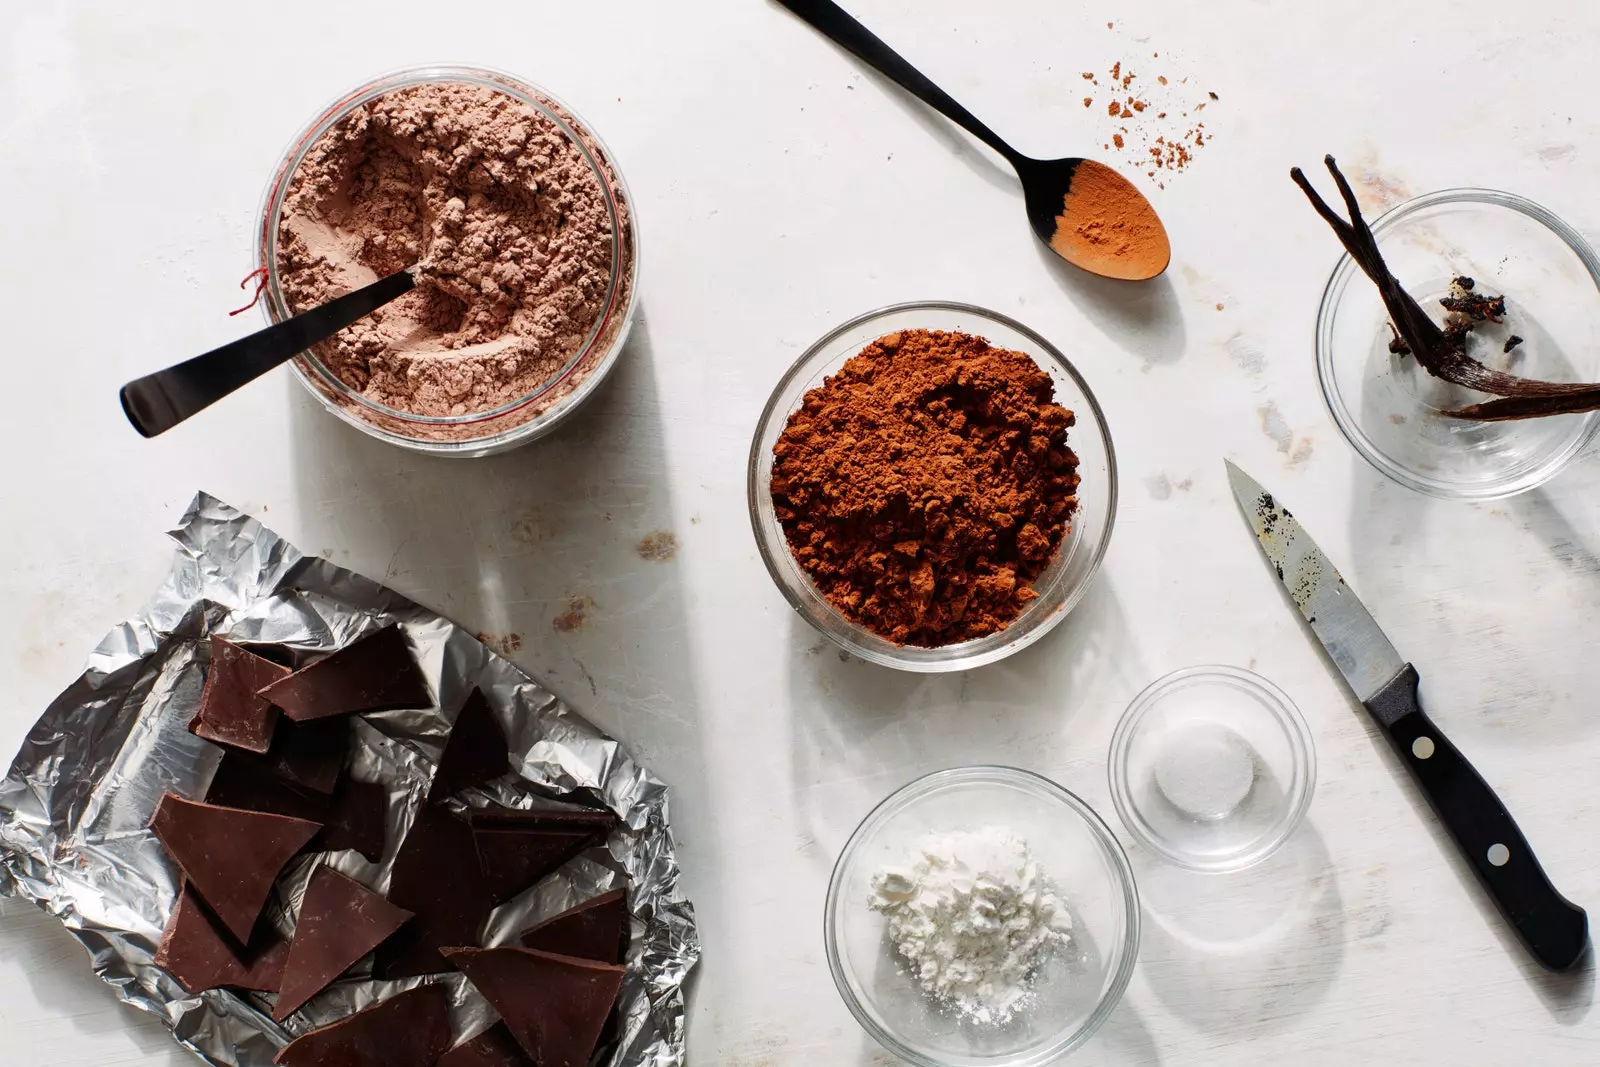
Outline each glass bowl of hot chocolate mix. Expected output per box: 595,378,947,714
255,66,638,456
748,303,1117,672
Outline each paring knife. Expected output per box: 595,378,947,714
1225,460,1588,971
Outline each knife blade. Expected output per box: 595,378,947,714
1225,460,1588,972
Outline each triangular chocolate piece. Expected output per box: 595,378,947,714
274,867,413,1020
190,636,290,754
208,750,330,824
443,947,625,1067
428,689,509,802
150,794,321,944
519,888,629,964
437,1023,534,1067
258,625,433,723
471,826,599,907
261,717,350,795
320,777,387,861
274,985,451,1067
207,755,384,861
155,883,288,994
374,807,492,978
465,805,618,833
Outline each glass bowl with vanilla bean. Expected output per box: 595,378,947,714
1316,188,1600,499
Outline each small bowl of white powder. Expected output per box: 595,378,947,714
825,766,1139,1067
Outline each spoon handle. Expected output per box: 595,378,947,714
119,269,415,438
774,0,1023,166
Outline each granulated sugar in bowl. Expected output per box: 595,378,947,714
254,65,639,457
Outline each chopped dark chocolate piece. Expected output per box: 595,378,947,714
208,750,330,825
520,888,629,965
262,717,350,795
274,867,413,1020
321,777,388,861
209,749,384,860
149,794,321,944
464,805,617,833
428,688,509,803
472,826,601,908
443,947,625,1067
258,625,433,723
274,985,452,1067
437,1023,534,1067
461,804,616,907
190,636,290,754
155,883,287,994
375,807,492,978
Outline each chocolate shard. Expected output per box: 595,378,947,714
149,794,321,944
274,867,413,1020
471,826,601,908
208,750,330,825
190,636,290,754
155,883,288,994
428,688,509,802
274,985,452,1067
320,777,387,861
464,804,617,908
519,888,629,964
374,807,492,978
207,754,385,861
261,717,350,795
437,1023,535,1067
443,947,626,1067
464,805,618,833
258,625,433,723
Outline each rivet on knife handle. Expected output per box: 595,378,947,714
1367,665,1588,971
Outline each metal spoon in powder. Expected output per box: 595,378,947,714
118,270,416,438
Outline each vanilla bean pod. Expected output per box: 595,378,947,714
1292,155,1600,420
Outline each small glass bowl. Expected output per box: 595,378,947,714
1109,666,1316,872
1317,188,1600,499
826,767,1140,1067
255,65,639,457
747,302,1117,672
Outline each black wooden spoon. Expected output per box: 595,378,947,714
119,269,415,437
775,0,1169,280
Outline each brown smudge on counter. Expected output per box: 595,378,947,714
636,532,678,562
552,597,593,633
476,632,523,656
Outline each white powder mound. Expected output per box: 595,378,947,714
869,826,1073,1025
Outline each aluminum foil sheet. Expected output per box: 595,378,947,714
0,493,699,1066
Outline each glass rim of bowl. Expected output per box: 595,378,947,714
253,63,639,449
746,300,1119,673
1107,664,1317,872
824,765,1142,1067
1315,186,1600,500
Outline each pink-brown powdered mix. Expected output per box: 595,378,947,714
274,82,632,429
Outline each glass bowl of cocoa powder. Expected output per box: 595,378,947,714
748,302,1117,672
254,65,638,456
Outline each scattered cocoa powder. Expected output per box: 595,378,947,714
1078,48,1215,187
770,330,1081,647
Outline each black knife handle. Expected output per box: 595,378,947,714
1367,665,1588,971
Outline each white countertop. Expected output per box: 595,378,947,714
5,2,1600,1064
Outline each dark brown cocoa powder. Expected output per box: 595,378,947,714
770,329,1081,646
